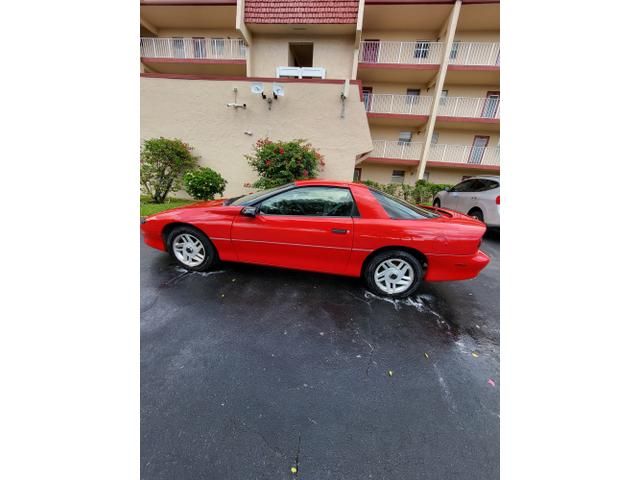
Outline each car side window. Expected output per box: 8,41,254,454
259,187,356,217
476,179,499,191
450,180,472,192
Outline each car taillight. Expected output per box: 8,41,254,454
496,195,500,205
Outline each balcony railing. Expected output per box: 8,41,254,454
429,144,500,166
448,42,500,66
438,96,500,119
359,41,444,65
365,94,433,116
140,37,246,60
371,140,425,161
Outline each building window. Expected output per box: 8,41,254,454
353,168,362,182
289,43,313,67
391,170,405,184
406,89,420,106
398,131,412,145
414,40,430,59
431,130,439,144
172,37,185,58
422,171,430,182
193,37,206,58
211,38,224,58
449,40,460,60
439,89,448,105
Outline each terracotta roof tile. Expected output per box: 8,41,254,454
245,0,359,24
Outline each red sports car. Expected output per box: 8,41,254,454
141,180,490,298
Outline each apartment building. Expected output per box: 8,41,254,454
140,0,499,195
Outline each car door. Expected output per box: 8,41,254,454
230,186,356,274
454,179,485,213
442,179,473,210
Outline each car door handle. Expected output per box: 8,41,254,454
331,228,349,234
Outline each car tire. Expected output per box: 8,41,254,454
468,208,484,223
433,198,441,208
166,225,218,272
364,250,424,298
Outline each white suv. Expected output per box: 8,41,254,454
433,176,500,228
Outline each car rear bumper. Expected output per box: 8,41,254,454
425,250,490,282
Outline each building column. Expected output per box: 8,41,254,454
416,0,461,180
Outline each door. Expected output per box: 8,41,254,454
362,39,379,63
231,187,356,274
481,91,500,118
362,86,373,112
469,136,490,164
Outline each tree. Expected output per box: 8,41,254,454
245,138,325,189
140,137,199,203
183,167,227,200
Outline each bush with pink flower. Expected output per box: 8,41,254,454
245,138,325,189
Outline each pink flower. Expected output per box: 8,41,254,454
279,148,284,155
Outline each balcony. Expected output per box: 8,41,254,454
365,94,432,126
436,96,500,131
363,140,425,166
140,37,247,76
358,41,443,83
447,41,500,84
428,144,500,170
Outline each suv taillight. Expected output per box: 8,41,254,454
496,195,500,205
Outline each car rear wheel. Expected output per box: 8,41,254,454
468,208,484,223
167,226,217,271
433,199,441,208
364,250,423,298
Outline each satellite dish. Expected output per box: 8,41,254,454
272,83,285,97
250,83,264,94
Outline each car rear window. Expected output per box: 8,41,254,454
370,189,440,220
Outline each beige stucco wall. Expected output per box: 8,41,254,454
141,77,372,197
425,167,496,185
361,30,440,42
250,34,355,79
453,31,499,42
359,163,418,185
155,28,240,38
440,85,499,97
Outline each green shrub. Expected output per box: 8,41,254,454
140,137,199,203
357,178,453,205
183,167,227,200
246,138,324,189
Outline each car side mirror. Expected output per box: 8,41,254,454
241,206,258,217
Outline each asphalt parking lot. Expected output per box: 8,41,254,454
141,232,500,480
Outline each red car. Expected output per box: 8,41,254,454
141,180,490,298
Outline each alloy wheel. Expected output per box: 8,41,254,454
172,233,206,267
374,258,415,295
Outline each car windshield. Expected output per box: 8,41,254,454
369,188,440,219
227,183,294,206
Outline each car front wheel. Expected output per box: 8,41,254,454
167,226,217,271
364,250,424,298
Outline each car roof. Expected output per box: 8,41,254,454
464,175,500,181
294,179,366,188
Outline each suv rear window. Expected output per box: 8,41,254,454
370,189,440,220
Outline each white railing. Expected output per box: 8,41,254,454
429,144,500,166
448,42,500,66
140,37,246,60
359,41,444,65
438,96,500,119
365,94,433,116
276,66,326,79
371,140,425,161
